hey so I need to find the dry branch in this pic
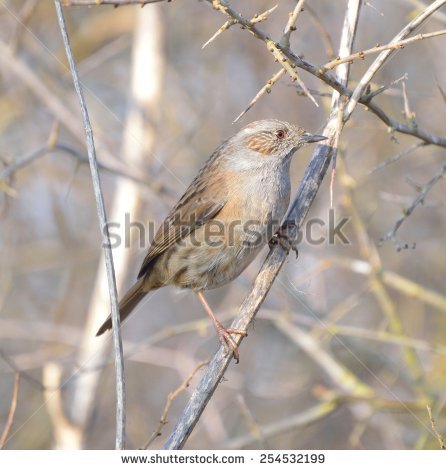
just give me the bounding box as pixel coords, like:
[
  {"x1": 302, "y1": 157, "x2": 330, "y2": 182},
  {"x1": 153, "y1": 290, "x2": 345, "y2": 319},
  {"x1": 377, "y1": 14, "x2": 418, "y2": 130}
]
[{"x1": 380, "y1": 161, "x2": 446, "y2": 247}]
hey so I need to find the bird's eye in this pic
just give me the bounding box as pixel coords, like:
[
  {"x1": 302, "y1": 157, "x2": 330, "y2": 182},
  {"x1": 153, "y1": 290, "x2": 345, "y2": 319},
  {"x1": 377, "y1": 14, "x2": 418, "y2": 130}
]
[{"x1": 275, "y1": 129, "x2": 286, "y2": 139}]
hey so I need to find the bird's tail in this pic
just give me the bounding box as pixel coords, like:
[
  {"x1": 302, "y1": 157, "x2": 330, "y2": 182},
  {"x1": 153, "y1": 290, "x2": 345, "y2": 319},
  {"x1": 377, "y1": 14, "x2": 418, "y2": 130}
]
[{"x1": 96, "y1": 277, "x2": 146, "y2": 336}]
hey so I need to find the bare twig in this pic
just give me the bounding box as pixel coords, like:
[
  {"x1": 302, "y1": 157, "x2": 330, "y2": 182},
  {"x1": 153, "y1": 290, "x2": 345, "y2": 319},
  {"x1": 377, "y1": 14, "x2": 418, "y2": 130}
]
[
  {"x1": 329, "y1": 0, "x2": 362, "y2": 205},
  {"x1": 368, "y1": 142, "x2": 427, "y2": 176},
  {"x1": 143, "y1": 361, "x2": 208, "y2": 449},
  {"x1": 0, "y1": 142, "x2": 160, "y2": 190},
  {"x1": 202, "y1": 5, "x2": 278, "y2": 50},
  {"x1": 427, "y1": 405, "x2": 446, "y2": 449},
  {"x1": 233, "y1": 68, "x2": 286, "y2": 123},
  {"x1": 203, "y1": 0, "x2": 446, "y2": 148},
  {"x1": 280, "y1": 0, "x2": 306, "y2": 49},
  {"x1": 344, "y1": 0, "x2": 446, "y2": 120},
  {"x1": 325, "y1": 29, "x2": 446, "y2": 70},
  {"x1": 225, "y1": 400, "x2": 339, "y2": 449},
  {"x1": 54, "y1": 1, "x2": 125, "y2": 449},
  {"x1": 61, "y1": 0, "x2": 166, "y2": 5},
  {"x1": 43, "y1": 363, "x2": 82, "y2": 449},
  {"x1": 380, "y1": 161, "x2": 446, "y2": 246},
  {"x1": 0, "y1": 373, "x2": 20, "y2": 449}
]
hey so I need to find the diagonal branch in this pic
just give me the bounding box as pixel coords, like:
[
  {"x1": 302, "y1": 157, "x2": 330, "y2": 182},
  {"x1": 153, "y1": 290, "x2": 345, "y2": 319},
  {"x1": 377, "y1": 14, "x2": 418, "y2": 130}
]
[{"x1": 163, "y1": 0, "x2": 362, "y2": 450}]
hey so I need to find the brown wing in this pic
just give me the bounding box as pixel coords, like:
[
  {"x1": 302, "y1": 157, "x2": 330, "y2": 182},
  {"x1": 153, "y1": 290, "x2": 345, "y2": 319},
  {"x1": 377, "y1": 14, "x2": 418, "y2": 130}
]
[{"x1": 137, "y1": 161, "x2": 227, "y2": 279}]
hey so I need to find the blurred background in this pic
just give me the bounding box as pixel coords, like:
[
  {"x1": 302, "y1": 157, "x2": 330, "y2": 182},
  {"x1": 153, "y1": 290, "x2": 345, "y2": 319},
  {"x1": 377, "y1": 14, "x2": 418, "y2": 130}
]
[{"x1": 1, "y1": 0, "x2": 446, "y2": 450}]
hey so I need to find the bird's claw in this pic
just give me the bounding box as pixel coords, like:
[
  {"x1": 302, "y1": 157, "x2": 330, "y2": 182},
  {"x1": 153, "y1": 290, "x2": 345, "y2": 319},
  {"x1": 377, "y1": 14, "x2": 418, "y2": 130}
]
[
  {"x1": 217, "y1": 327, "x2": 247, "y2": 364},
  {"x1": 269, "y1": 221, "x2": 299, "y2": 258}
]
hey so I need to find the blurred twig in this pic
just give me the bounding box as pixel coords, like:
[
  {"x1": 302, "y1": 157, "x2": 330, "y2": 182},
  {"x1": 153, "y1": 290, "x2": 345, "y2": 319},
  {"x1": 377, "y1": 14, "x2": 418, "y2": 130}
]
[
  {"x1": 55, "y1": 1, "x2": 125, "y2": 449},
  {"x1": 380, "y1": 161, "x2": 446, "y2": 247},
  {"x1": 0, "y1": 142, "x2": 160, "y2": 189},
  {"x1": 143, "y1": 361, "x2": 208, "y2": 449},
  {"x1": 0, "y1": 372, "x2": 20, "y2": 449},
  {"x1": 61, "y1": 0, "x2": 166, "y2": 5},
  {"x1": 427, "y1": 405, "x2": 446, "y2": 449},
  {"x1": 233, "y1": 68, "x2": 286, "y2": 123},
  {"x1": 225, "y1": 400, "x2": 339, "y2": 449},
  {"x1": 43, "y1": 363, "x2": 82, "y2": 449},
  {"x1": 368, "y1": 142, "x2": 428, "y2": 176}
]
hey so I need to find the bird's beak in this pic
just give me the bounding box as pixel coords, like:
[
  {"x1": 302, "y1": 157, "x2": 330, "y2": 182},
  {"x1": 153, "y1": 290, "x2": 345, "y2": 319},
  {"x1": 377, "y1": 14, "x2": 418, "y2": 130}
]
[{"x1": 301, "y1": 132, "x2": 327, "y2": 144}]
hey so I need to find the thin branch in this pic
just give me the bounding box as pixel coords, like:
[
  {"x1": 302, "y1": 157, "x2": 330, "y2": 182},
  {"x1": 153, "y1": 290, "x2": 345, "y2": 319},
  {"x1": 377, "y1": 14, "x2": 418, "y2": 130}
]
[
  {"x1": 427, "y1": 405, "x2": 446, "y2": 449},
  {"x1": 233, "y1": 68, "x2": 286, "y2": 123},
  {"x1": 325, "y1": 29, "x2": 446, "y2": 70},
  {"x1": 329, "y1": 0, "x2": 362, "y2": 204},
  {"x1": 280, "y1": 0, "x2": 306, "y2": 49},
  {"x1": 61, "y1": 0, "x2": 167, "y2": 5},
  {"x1": 380, "y1": 161, "x2": 446, "y2": 246},
  {"x1": 54, "y1": 1, "x2": 125, "y2": 449},
  {"x1": 305, "y1": 5, "x2": 336, "y2": 59},
  {"x1": 0, "y1": 142, "x2": 164, "y2": 191},
  {"x1": 202, "y1": 5, "x2": 278, "y2": 50},
  {"x1": 225, "y1": 400, "x2": 339, "y2": 449},
  {"x1": 344, "y1": 0, "x2": 446, "y2": 120},
  {"x1": 203, "y1": 0, "x2": 446, "y2": 148},
  {"x1": 0, "y1": 373, "x2": 20, "y2": 449},
  {"x1": 143, "y1": 361, "x2": 208, "y2": 449},
  {"x1": 43, "y1": 363, "x2": 82, "y2": 449},
  {"x1": 368, "y1": 142, "x2": 427, "y2": 176}
]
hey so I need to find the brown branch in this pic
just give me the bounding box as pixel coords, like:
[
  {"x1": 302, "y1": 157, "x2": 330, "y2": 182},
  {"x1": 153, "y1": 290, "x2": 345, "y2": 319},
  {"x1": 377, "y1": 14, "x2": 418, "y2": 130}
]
[
  {"x1": 280, "y1": 0, "x2": 306, "y2": 49},
  {"x1": 380, "y1": 161, "x2": 446, "y2": 248},
  {"x1": 344, "y1": 0, "x2": 446, "y2": 120},
  {"x1": 61, "y1": 0, "x2": 168, "y2": 6},
  {"x1": 202, "y1": 4, "x2": 278, "y2": 50},
  {"x1": 233, "y1": 68, "x2": 286, "y2": 123},
  {"x1": 143, "y1": 361, "x2": 208, "y2": 449},
  {"x1": 427, "y1": 405, "x2": 446, "y2": 449},
  {"x1": 204, "y1": 0, "x2": 446, "y2": 148},
  {"x1": 0, "y1": 373, "x2": 20, "y2": 449},
  {"x1": 325, "y1": 29, "x2": 446, "y2": 70}
]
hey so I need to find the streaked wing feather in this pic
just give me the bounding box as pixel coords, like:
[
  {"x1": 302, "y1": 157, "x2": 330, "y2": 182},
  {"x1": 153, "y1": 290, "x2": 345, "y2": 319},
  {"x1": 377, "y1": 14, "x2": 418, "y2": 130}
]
[{"x1": 137, "y1": 165, "x2": 226, "y2": 279}]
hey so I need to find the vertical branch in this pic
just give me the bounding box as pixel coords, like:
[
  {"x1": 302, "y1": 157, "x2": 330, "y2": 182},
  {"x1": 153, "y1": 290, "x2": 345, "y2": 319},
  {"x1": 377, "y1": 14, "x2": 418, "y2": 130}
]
[
  {"x1": 68, "y1": 5, "x2": 164, "y2": 448},
  {"x1": 329, "y1": 0, "x2": 362, "y2": 205},
  {"x1": 54, "y1": 1, "x2": 126, "y2": 450}
]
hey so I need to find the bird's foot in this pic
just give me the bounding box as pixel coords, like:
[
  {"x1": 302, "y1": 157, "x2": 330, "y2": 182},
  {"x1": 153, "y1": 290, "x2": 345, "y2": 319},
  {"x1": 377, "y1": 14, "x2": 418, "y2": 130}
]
[
  {"x1": 269, "y1": 221, "x2": 299, "y2": 258},
  {"x1": 215, "y1": 323, "x2": 247, "y2": 364}
]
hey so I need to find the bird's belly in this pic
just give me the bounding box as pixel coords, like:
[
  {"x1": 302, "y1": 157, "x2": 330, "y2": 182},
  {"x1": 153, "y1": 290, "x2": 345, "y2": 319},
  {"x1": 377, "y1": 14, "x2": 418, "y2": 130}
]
[{"x1": 163, "y1": 220, "x2": 277, "y2": 291}]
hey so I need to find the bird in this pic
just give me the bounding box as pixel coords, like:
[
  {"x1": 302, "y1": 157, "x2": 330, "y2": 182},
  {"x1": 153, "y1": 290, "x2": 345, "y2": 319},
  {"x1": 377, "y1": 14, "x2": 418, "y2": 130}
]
[{"x1": 96, "y1": 119, "x2": 326, "y2": 361}]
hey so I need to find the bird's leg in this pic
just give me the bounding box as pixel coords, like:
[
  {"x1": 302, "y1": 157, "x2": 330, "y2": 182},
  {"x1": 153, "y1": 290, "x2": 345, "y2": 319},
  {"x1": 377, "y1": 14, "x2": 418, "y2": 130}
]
[
  {"x1": 269, "y1": 220, "x2": 299, "y2": 258},
  {"x1": 196, "y1": 291, "x2": 247, "y2": 363}
]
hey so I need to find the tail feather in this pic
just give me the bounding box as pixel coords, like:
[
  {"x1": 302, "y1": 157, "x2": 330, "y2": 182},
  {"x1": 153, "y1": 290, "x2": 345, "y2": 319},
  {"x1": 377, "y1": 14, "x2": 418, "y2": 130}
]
[{"x1": 96, "y1": 277, "x2": 146, "y2": 336}]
